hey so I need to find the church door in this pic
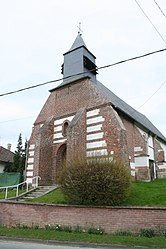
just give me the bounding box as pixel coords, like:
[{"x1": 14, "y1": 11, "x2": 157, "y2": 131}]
[{"x1": 56, "y1": 144, "x2": 67, "y2": 178}]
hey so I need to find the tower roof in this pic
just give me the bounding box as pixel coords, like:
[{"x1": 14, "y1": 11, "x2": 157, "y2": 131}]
[
  {"x1": 50, "y1": 33, "x2": 97, "y2": 91},
  {"x1": 67, "y1": 33, "x2": 87, "y2": 53}
]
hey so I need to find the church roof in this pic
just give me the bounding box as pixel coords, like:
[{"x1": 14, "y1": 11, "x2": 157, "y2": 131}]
[
  {"x1": 96, "y1": 80, "x2": 166, "y2": 142},
  {"x1": 66, "y1": 33, "x2": 87, "y2": 53}
]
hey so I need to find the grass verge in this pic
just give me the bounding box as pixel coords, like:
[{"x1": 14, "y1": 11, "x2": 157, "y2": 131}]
[{"x1": 0, "y1": 227, "x2": 166, "y2": 248}]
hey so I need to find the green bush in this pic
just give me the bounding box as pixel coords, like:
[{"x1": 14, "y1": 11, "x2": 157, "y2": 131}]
[
  {"x1": 57, "y1": 156, "x2": 131, "y2": 206},
  {"x1": 139, "y1": 228, "x2": 155, "y2": 238},
  {"x1": 160, "y1": 228, "x2": 166, "y2": 237}
]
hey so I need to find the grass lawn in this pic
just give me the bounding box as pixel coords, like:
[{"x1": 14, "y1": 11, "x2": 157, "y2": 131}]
[
  {"x1": 0, "y1": 226, "x2": 166, "y2": 248},
  {"x1": 27, "y1": 178, "x2": 166, "y2": 207},
  {"x1": 122, "y1": 178, "x2": 166, "y2": 206},
  {"x1": 0, "y1": 188, "x2": 25, "y2": 200},
  {"x1": 27, "y1": 188, "x2": 67, "y2": 204}
]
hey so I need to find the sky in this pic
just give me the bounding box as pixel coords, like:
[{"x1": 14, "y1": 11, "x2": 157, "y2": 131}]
[{"x1": 0, "y1": 0, "x2": 166, "y2": 152}]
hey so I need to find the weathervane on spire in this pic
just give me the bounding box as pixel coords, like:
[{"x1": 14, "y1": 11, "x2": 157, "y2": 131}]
[{"x1": 77, "y1": 22, "x2": 83, "y2": 35}]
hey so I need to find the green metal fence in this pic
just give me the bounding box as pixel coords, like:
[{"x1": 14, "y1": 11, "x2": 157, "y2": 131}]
[{"x1": 0, "y1": 172, "x2": 21, "y2": 187}]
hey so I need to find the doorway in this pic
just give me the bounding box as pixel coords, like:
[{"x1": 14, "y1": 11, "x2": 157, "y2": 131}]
[
  {"x1": 149, "y1": 160, "x2": 155, "y2": 180},
  {"x1": 56, "y1": 143, "x2": 67, "y2": 175}
]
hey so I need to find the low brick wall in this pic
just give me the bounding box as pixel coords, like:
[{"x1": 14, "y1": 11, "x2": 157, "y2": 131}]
[{"x1": 0, "y1": 201, "x2": 166, "y2": 234}]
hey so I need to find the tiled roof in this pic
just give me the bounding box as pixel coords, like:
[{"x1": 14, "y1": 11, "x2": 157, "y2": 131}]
[{"x1": 0, "y1": 146, "x2": 14, "y2": 163}]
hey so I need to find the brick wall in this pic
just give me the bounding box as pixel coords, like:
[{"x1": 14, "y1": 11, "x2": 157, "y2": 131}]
[
  {"x1": 27, "y1": 78, "x2": 113, "y2": 184},
  {"x1": 0, "y1": 201, "x2": 166, "y2": 234},
  {"x1": 27, "y1": 77, "x2": 133, "y2": 184},
  {"x1": 35, "y1": 78, "x2": 108, "y2": 125}
]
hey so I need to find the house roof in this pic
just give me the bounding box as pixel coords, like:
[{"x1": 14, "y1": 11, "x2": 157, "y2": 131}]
[
  {"x1": 96, "y1": 80, "x2": 166, "y2": 142},
  {"x1": 0, "y1": 146, "x2": 14, "y2": 163}
]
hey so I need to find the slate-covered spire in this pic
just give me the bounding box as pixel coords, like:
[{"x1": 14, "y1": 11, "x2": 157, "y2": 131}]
[
  {"x1": 68, "y1": 33, "x2": 87, "y2": 52},
  {"x1": 60, "y1": 33, "x2": 97, "y2": 86}
]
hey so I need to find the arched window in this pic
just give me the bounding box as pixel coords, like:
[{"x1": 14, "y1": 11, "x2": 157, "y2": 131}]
[{"x1": 62, "y1": 120, "x2": 69, "y2": 137}]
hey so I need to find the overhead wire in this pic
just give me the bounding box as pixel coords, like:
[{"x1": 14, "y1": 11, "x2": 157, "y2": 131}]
[
  {"x1": 0, "y1": 47, "x2": 166, "y2": 97},
  {"x1": 134, "y1": 0, "x2": 166, "y2": 44},
  {"x1": 153, "y1": 0, "x2": 166, "y2": 19},
  {"x1": 137, "y1": 79, "x2": 166, "y2": 110},
  {"x1": 1, "y1": 77, "x2": 165, "y2": 124},
  {"x1": 0, "y1": 47, "x2": 166, "y2": 124},
  {"x1": 0, "y1": 115, "x2": 36, "y2": 124}
]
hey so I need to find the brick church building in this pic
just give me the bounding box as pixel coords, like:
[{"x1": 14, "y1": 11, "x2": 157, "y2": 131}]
[{"x1": 26, "y1": 33, "x2": 166, "y2": 185}]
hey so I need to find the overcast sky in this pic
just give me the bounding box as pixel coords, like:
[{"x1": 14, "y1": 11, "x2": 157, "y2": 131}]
[{"x1": 0, "y1": 0, "x2": 166, "y2": 151}]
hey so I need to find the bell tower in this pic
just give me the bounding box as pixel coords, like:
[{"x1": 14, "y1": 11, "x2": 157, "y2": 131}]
[{"x1": 61, "y1": 32, "x2": 97, "y2": 85}]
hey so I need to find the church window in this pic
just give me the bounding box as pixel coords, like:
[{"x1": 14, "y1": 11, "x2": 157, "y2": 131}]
[{"x1": 62, "y1": 120, "x2": 69, "y2": 137}]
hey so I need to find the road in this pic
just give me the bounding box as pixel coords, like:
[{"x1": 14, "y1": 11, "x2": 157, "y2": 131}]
[{"x1": 0, "y1": 239, "x2": 131, "y2": 249}]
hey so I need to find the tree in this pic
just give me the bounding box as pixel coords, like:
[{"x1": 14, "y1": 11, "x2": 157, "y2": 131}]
[
  {"x1": 4, "y1": 133, "x2": 27, "y2": 180},
  {"x1": 3, "y1": 161, "x2": 14, "y2": 172},
  {"x1": 13, "y1": 133, "x2": 23, "y2": 173},
  {"x1": 13, "y1": 133, "x2": 27, "y2": 182},
  {"x1": 57, "y1": 156, "x2": 131, "y2": 206}
]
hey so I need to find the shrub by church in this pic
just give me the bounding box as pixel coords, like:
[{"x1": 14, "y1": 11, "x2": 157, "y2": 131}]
[{"x1": 26, "y1": 33, "x2": 166, "y2": 185}]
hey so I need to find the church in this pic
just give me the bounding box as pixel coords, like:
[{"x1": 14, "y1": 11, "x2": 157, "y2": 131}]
[{"x1": 26, "y1": 33, "x2": 166, "y2": 185}]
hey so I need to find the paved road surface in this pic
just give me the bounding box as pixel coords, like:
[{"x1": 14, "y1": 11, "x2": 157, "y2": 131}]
[{"x1": 0, "y1": 239, "x2": 131, "y2": 249}]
